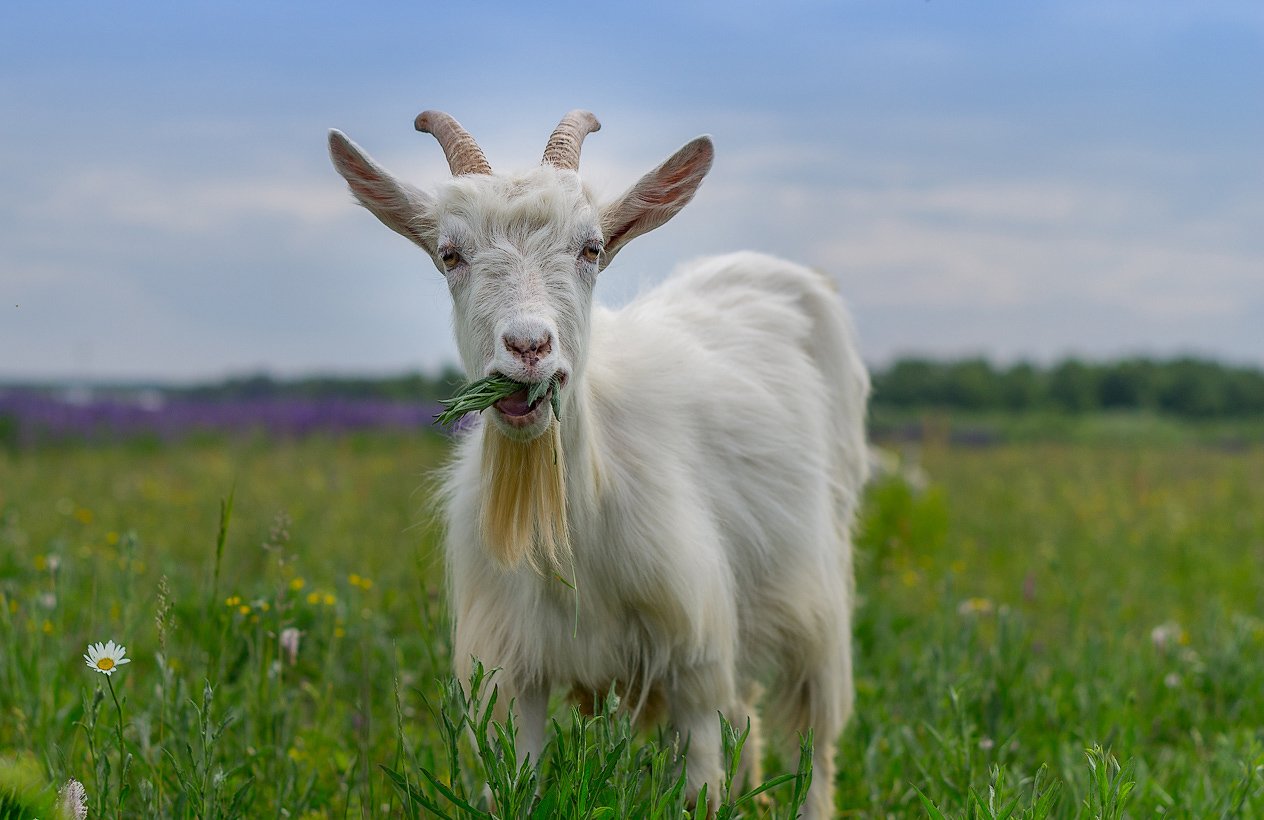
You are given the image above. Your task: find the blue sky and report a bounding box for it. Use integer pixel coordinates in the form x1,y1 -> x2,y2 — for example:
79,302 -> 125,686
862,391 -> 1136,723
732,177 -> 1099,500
2,1 -> 1262,380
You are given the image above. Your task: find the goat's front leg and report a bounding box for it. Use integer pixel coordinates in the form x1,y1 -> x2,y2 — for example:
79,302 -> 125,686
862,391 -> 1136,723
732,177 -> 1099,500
668,662 -> 734,817
474,676 -> 549,811
475,674 -> 548,767
510,682 -> 549,769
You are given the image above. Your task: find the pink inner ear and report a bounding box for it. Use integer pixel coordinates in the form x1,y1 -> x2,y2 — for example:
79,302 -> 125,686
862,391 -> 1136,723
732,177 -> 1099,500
352,178 -> 391,208
344,160 -> 393,208
331,137 -> 392,209
641,161 -> 702,207
605,153 -> 707,250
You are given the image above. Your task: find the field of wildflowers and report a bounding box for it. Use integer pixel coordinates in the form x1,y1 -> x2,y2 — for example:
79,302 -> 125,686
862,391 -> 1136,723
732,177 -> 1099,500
0,388 -> 450,448
1,424 -> 1262,816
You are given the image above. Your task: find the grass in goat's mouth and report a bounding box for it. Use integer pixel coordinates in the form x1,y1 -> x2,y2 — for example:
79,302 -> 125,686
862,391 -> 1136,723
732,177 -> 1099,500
435,373 -> 563,427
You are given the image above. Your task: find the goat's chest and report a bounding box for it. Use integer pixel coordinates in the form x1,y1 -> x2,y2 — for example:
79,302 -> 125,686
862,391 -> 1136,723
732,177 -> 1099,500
528,537 -> 691,690
529,573 -> 656,687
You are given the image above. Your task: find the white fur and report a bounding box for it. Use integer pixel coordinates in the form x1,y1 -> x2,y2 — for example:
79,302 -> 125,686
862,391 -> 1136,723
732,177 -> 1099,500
330,122 -> 869,819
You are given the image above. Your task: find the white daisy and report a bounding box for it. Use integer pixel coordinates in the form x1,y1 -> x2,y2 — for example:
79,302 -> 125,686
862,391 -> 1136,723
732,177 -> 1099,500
83,640 -> 131,676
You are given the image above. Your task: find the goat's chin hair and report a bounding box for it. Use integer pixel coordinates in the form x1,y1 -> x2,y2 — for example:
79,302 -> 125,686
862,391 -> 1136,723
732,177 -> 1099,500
479,419 -> 570,573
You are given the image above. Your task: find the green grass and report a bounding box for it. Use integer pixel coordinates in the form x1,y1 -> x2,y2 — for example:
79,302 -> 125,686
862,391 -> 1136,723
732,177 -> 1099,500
435,373 -> 562,427
1,433 -> 1262,816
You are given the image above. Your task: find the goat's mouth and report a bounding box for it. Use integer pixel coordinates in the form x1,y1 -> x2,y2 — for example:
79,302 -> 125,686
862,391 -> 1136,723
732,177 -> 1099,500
493,387 -> 546,420
491,373 -> 566,430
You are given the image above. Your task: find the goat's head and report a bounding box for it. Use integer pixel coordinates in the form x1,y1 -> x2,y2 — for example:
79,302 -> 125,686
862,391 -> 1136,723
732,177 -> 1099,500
329,110 -> 714,442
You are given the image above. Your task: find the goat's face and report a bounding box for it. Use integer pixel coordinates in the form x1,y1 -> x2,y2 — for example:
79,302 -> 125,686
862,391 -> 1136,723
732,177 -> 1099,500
329,111 -> 713,442
434,170 -> 600,439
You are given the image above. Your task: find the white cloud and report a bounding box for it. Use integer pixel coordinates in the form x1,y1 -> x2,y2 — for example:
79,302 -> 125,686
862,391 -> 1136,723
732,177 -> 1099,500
28,167 -> 349,235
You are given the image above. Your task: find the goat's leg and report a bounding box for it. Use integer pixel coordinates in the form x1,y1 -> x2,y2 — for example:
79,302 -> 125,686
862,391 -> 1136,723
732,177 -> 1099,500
471,676 -> 549,811
512,683 -> 549,768
802,722 -> 839,820
797,633 -> 854,820
731,681 -> 764,793
667,662 -> 733,817
478,675 -> 549,770
453,652 -> 549,806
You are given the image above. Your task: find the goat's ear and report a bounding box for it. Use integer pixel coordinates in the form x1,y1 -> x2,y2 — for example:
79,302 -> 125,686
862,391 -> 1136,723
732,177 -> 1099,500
329,130 -> 438,255
599,136 -> 713,270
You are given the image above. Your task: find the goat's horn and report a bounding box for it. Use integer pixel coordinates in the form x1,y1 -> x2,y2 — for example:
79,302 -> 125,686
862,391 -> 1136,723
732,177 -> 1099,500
541,110 -> 601,171
415,110 -> 492,176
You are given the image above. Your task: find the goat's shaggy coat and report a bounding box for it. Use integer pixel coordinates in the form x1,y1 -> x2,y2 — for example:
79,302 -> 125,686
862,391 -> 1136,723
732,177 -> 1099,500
330,112 -> 869,819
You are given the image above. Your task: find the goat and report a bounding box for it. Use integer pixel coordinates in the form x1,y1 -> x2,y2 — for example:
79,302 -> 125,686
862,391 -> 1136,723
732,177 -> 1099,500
329,110 -> 869,818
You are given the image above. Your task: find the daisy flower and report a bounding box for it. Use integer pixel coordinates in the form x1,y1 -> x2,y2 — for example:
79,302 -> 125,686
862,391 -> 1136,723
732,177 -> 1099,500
83,640 -> 131,675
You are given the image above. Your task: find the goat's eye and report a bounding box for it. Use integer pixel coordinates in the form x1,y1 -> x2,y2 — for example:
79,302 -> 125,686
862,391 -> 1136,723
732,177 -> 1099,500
439,249 -> 463,271
579,243 -> 602,264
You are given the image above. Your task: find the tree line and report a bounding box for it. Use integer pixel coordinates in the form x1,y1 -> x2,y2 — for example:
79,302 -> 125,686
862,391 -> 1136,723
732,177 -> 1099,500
871,357 -> 1264,419
173,367 -> 467,404
54,356 -> 1258,421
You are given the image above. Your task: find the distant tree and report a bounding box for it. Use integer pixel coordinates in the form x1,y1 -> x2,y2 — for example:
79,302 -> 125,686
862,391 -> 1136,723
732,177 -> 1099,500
1098,358 -> 1158,410
1156,358 -> 1230,418
998,362 -> 1044,411
943,358 -> 997,410
1047,359 -> 1100,413
153,356 -> 1264,419
873,358 -> 949,407
1224,366 -> 1264,414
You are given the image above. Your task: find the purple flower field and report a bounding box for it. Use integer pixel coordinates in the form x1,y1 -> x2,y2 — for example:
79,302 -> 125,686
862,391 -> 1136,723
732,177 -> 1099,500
0,388 -> 459,447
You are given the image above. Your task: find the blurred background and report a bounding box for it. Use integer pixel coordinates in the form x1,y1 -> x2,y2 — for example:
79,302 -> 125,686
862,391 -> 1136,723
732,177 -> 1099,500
2,0 -> 1262,440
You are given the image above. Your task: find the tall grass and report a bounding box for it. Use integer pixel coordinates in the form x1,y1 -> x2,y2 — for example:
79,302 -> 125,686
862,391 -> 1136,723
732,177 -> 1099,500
0,433 -> 1261,816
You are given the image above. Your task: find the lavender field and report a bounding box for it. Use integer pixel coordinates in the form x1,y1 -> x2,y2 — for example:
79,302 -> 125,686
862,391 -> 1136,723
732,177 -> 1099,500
0,388 -> 453,448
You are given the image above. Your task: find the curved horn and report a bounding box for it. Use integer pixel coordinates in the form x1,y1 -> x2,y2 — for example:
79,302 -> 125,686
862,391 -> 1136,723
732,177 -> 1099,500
541,110 -> 601,171
414,110 -> 492,176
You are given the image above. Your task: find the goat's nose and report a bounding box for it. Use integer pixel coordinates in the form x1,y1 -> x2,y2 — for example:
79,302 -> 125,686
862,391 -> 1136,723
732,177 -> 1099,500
503,331 -> 553,366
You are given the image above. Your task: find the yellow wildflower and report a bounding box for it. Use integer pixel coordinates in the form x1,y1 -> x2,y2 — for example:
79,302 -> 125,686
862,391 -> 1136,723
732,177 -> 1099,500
957,597 -> 995,616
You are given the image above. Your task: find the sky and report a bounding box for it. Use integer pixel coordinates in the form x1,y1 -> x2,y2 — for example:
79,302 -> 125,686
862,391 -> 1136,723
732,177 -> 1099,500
2,1 -> 1262,382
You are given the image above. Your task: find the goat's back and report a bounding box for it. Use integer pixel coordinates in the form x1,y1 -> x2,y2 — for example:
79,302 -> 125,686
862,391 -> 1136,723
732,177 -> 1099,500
594,249 -> 869,503
586,251 -> 869,635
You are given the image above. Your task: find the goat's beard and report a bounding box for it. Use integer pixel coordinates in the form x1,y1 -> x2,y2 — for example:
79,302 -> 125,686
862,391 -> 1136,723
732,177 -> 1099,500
479,419 -> 571,572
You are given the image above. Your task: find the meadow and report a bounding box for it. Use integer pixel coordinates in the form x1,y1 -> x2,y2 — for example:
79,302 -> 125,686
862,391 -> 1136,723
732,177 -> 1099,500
1,428 -> 1262,817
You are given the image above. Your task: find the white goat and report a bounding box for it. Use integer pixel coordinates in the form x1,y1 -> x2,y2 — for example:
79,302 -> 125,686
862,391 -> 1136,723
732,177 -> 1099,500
329,110 -> 869,818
